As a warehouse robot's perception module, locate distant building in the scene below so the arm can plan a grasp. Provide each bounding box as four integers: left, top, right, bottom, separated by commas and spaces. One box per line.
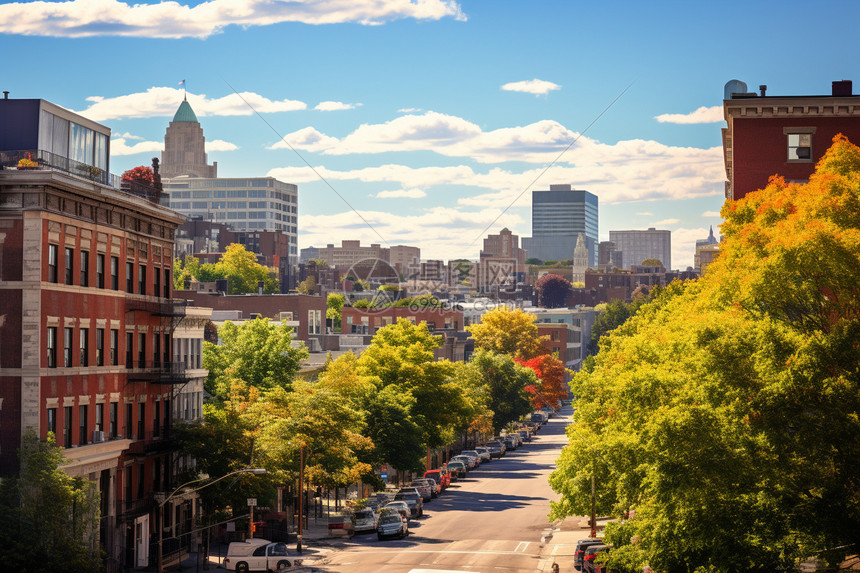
523, 185, 598, 266
390, 245, 421, 278
478, 227, 527, 293
525, 307, 599, 372
722, 79, 860, 201
161, 98, 217, 179
694, 226, 719, 273
697, 243, 721, 275
571, 233, 588, 284
317, 240, 389, 267
608, 228, 672, 270
598, 240, 623, 270
300, 246, 320, 264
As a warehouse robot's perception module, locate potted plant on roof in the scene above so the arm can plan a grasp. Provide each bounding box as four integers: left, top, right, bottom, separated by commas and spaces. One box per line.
17, 153, 38, 170
121, 165, 154, 184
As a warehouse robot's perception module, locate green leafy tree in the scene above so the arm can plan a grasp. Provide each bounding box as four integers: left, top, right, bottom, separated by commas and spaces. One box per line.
550, 136, 860, 573
296, 275, 316, 294
466, 306, 547, 360
216, 243, 279, 294
327, 293, 345, 331
470, 350, 535, 432
525, 258, 544, 265
639, 258, 663, 267
204, 318, 308, 399
352, 298, 374, 309
0, 432, 102, 573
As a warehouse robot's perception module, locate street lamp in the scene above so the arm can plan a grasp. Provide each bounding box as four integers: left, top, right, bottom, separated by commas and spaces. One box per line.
156, 468, 266, 573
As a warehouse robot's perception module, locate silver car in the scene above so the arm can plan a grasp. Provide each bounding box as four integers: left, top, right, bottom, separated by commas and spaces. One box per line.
353, 508, 378, 533
377, 511, 408, 540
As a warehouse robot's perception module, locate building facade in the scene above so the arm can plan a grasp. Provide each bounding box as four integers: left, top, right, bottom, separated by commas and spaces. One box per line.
161, 99, 217, 179
522, 185, 598, 266
608, 228, 672, 270
722, 79, 860, 201
0, 98, 194, 570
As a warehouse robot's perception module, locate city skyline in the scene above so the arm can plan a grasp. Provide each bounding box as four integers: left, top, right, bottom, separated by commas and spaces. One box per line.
3, 0, 858, 268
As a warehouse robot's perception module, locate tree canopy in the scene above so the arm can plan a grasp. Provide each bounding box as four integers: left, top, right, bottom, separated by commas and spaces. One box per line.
536, 273, 573, 308
172, 244, 279, 294
550, 136, 860, 572
466, 306, 546, 360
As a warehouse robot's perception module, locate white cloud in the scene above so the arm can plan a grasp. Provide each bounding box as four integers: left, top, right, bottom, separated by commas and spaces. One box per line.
0, 0, 466, 39
637, 212, 654, 216
398, 108, 423, 113
702, 210, 721, 217
77, 87, 306, 121
671, 227, 709, 270
268, 127, 340, 152
116, 132, 144, 140
109, 137, 162, 156
652, 218, 679, 226
300, 207, 523, 261
207, 140, 239, 152
655, 106, 724, 124
314, 101, 361, 111
374, 188, 427, 198
501, 79, 561, 96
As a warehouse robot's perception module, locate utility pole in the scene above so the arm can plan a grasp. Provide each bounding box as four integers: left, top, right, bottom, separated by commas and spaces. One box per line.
297, 444, 305, 553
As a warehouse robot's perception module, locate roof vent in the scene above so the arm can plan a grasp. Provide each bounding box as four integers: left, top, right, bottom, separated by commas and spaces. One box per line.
833, 80, 853, 97
724, 79, 748, 100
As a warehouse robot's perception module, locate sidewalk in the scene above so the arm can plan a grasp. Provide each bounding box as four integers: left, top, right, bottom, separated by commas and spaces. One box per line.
537, 515, 612, 572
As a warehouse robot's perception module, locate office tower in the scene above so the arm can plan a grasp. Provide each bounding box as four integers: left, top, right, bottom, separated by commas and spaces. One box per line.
522, 184, 598, 267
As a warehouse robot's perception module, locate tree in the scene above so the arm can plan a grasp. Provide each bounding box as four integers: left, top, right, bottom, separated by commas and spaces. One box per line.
352, 298, 374, 309
204, 318, 308, 399
327, 293, 345, 331
0, 432, 102, 573
466, 306, 547, 360
536, 273, 573, 308
309, 258, 329, 269
525, 258, 544, 265
296, 275, 316, 294
587, 296, 654, 355
470, 350, 535, 432
550, 136, 860, 572
516, 354, 568, 409
217, 243, 279, 294
640, 258, 663, 267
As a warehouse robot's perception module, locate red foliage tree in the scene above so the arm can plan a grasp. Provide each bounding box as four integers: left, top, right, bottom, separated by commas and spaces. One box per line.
514, 354, 567, 409
535, 273, 572, 308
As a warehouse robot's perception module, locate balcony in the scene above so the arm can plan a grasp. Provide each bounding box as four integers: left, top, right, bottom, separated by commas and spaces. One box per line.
0, 148, 169, 206
125, 297, 187, 317
127, 361, 190, 384
127, 428, 176, 457
117, 497, 155, 521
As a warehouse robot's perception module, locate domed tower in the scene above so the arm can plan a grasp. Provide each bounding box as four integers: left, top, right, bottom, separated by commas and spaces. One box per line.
161, 98, 217, 179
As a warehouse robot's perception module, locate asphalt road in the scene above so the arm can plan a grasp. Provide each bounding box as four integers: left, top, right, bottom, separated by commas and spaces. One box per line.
316, 406, 572, 573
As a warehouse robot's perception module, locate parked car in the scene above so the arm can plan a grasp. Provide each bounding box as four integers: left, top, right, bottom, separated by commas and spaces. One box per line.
224, 539, 292, 572
394, 490, 424, 517
582, 544, 611, 573
486, 441, 505, 457
414, 477, 439, 497
424, 469, 449, 490
460, 450, 482, 466
486, 443, 503, 458
573, 538, 605, 571
377, 511, 408, 540
451, 454, 477, 471
474, 446, 492, 462
353, 508, 378, 533
409, 479, 433, 501
503, 437, 516, 451
446, 460, 467, 480
518, 429, 531, 442
384, 500, 411, 520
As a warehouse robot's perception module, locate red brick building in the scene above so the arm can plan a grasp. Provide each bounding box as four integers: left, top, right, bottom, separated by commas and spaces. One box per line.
723, 79, 860, 201
341, 306, 464, 335
1, 98, 189, 569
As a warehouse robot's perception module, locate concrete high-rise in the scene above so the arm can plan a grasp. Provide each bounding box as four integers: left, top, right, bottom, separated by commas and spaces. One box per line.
522, 185, 598, 267
161, 98, 217, 179
609, 228, 672, 270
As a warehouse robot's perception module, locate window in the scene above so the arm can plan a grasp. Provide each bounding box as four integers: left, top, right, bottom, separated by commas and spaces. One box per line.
96, 328, 104, 366
138, 333, 146, 367
64, 327, 73, 367
125, 466, 132, 502
126, 332, 133, 368
126, 262, 133, 293
110, 256, 118, 290
110, 329, 118, 365
47, 407, 57, 436
78, 404, 88, 445
96, 253, 105, 288
47, 327, 57, 368
154, 269, 161, 299
109, 402, 118, 438
95, 403, 104, 433
80, 251, 89, 287
137, 403, 145, 442
64, 406, 73, 448
163, 334, 170, 366
125, 403, 133, 439
153, 334, 161, 367
80, 328, 89, 366
786, 128, 816, 162
48, 244, 58, 283
308, 310, 321, 335
137, 462, 144, 499
64, 247, 73, 285
153, 401, 160, 438
163, 268, 170, 298
139, 264, 146, 295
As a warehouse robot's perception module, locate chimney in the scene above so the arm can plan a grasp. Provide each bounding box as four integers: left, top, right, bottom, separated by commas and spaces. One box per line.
759, 85, 767, 97
3, 91, 8, 100
833, 80, 853, 97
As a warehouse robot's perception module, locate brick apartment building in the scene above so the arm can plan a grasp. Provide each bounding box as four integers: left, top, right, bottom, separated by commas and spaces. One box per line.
0, 97, 197, 570
723, 79, 860, 201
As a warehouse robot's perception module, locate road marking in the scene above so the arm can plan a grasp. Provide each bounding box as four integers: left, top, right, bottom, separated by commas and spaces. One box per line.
515, 541, 529, 553
392, 549, 540, 557
408, 570, 476, 573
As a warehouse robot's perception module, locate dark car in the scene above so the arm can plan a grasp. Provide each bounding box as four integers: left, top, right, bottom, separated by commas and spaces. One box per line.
574, 538, 605, 571
582, 544, 610, 573
394, 490, 424, 517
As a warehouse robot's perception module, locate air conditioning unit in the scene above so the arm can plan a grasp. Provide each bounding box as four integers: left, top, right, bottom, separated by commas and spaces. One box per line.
249, 313, 262, 320
279, 311, 293, 321
92, 430, 105, 443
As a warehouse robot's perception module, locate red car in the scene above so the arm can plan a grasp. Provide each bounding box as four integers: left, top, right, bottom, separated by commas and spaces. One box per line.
424, 469, 449, 490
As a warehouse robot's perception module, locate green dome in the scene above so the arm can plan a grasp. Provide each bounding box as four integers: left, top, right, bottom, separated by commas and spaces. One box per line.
172, 100, 199, 123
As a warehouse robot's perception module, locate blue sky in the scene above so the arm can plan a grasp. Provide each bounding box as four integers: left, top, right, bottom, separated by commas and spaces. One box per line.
3, 0, 859, 268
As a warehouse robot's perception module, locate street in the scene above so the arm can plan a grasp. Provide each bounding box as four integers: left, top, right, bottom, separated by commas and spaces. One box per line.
314, 406, 572, 573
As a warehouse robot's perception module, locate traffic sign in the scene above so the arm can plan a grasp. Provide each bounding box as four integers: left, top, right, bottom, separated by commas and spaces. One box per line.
247, 498, 257, 507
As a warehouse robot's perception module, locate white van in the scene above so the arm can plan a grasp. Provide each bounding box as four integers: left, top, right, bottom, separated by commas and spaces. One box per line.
223, 539, 293, 572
